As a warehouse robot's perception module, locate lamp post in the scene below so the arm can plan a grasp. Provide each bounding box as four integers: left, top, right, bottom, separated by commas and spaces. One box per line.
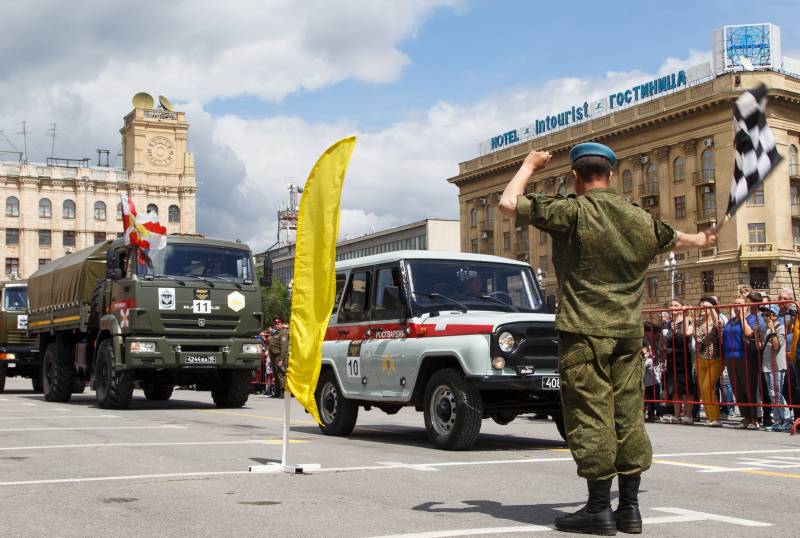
663, 251, 677, 302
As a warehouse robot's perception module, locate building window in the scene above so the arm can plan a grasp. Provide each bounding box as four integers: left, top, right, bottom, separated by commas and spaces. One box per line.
39, 258, 50, 268
5, 228, 19, 246
539, 229, 547, 244
94, 232, 107, 244
646, 163, 658, 184
701, 270, 715, 293
63, 230, 76, 248
673, 272, 685, 297
647, 277, 658, 299
673, 156, 685, 182
168, 205, 180, 223
38, 198, 52, 218
147, 203, 158, 215
116, 202, 123, 220
38, 229, 51, 247
793, 221, 800, 245
750, 266, 769, 290
486, 236, 494, 255
470, 207, 477, 227
674, 196, 686, 219
516, 228, 528, 251
503, 232, 510, 251
5, 258, 19, 275
622, 170, 633, 192
746, 183, 764, 206
486, 204, 494, 226
701, 147, 714, 175
748, 222, 766, 244
702, 188, 716, 213
94, 201, 107, 220
5, 196, 19, 217
62, 199, 76, 219
470, 239, 478, 253
789, 144, 798, 175
539, 255, 548, 273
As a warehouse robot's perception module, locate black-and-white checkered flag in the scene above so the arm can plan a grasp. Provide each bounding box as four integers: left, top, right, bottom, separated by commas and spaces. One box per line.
726, 83, 783, 217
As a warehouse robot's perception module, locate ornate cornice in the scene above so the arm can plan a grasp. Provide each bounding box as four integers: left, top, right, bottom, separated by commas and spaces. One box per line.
682, 138, 698, 156
655, 146, 670, 162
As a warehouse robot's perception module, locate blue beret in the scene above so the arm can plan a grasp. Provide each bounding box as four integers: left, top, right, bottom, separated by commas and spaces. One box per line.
570, 142, 616, 165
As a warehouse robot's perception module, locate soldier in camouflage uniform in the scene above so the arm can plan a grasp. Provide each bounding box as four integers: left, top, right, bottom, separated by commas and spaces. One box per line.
268, 318, 289, 399
499, 143, 717, 535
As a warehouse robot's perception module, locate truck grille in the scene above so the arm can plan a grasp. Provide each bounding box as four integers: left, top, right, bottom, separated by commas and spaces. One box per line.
6, 330, 35, 345
494, 321, 559, 373
160, 314, 240, 333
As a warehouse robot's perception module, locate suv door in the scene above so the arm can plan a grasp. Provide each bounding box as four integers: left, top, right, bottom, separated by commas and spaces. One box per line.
332, 269, 373, 396
361, 264, 407, 398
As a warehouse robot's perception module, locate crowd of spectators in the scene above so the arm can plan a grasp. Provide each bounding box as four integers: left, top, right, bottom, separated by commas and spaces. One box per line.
643, 287, 800, 432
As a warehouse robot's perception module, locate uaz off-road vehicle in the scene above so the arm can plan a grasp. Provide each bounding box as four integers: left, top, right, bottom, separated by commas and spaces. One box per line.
0, 281, 39, 393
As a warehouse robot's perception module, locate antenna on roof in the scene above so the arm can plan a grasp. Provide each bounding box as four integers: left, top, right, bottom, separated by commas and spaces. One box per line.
16, 121, 28, 162
48, 122, 56, 158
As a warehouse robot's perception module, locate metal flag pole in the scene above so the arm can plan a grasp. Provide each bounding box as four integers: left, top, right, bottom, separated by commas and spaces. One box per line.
281, 391, 291, 467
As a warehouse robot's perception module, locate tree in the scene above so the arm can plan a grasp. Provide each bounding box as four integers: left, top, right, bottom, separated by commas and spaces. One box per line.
260, 275, 291, 327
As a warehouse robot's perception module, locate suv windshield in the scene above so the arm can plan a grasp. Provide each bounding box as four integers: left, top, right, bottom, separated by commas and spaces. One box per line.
137, 244, 254, 284
406, 260, 542, 314
3, 287, 27, 311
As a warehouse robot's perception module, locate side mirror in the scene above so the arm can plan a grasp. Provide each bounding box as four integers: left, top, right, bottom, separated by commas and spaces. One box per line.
259, 255, 273, 288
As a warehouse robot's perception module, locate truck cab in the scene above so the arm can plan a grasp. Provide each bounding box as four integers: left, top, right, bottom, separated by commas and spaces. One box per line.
314, 250, 562, 450
0, 281, 39, 393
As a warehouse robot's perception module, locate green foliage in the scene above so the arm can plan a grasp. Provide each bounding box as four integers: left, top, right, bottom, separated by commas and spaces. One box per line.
260, 275, 291, 328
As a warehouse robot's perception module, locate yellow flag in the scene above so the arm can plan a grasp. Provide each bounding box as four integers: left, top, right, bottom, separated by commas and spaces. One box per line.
286, 136, 357, 424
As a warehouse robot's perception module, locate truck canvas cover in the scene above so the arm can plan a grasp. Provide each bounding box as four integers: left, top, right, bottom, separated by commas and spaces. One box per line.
28, 241, 109, 312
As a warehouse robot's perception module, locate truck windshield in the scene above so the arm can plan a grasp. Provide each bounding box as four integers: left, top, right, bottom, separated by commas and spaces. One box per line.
138, 245, 254, 284
3, 287, 27, 311
406, 260, 542, 314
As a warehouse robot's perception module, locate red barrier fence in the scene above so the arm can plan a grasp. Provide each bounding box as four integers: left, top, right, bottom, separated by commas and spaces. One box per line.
642, 300, 800, 435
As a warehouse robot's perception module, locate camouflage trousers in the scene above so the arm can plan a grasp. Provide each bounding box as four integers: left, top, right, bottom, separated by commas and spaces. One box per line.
558, 331, 652, 481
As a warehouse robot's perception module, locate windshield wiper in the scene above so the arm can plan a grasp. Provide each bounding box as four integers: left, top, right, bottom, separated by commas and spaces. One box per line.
480, 294, 519, 312
203, 275, 242, 289
155, 274, 186, 286
412, 291, 468, 313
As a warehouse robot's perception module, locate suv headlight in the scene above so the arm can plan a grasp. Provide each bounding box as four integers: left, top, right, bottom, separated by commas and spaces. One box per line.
242, 343, 261, 354
498, 331, 516, 353
130, 341, 156, 353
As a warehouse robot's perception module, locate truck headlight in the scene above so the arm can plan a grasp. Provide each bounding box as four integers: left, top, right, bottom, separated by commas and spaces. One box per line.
130, 341, 156, 353
242, 343, 261, 354
498, 331, 516, 353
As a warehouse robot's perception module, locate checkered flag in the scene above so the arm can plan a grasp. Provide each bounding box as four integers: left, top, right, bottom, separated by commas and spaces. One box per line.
725, 84, 783, 218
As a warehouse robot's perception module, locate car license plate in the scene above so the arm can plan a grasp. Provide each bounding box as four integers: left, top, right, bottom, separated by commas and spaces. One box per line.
515, 365, 535, 376
541, 376, 560, 390
184, 355, 217, 365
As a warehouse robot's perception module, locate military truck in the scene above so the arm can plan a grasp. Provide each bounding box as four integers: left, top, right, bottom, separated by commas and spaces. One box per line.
27, 236, 266, 409
0, 281, 40, 393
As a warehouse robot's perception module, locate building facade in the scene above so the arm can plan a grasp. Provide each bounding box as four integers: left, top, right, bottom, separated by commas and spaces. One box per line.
449, 70, 800, 307
256, 219, 460, 287
0, 106, 197, 280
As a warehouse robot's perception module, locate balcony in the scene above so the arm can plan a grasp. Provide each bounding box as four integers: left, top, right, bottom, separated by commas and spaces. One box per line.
699, 247, 717, 259
639, 182, 659, 197
695, 207, 717, 224
791, 164, 799, 180
739, 242, 777, 258
692, 169, 715, 185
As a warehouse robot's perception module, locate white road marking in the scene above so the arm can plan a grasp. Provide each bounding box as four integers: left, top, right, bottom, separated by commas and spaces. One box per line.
0, 403, 39, 407
0, 440, 279, 451
0, 425, 186, 433
377, 461, 440, 472
654, 448, 800, 458
736, 456, 800, 469
0, 471, 249, 487
366, 507, 770, 537
0, 414, 120, 421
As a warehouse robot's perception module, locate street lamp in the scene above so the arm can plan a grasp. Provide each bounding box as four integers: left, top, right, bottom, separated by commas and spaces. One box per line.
663, 251, 677, 301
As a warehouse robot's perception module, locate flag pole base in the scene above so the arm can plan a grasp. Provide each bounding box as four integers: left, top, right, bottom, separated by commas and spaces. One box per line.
249, 463, 321, 474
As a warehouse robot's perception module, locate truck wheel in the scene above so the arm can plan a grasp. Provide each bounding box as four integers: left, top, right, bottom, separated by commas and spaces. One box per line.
553, 414, 567, 442
211, 370, 251, 408
143, 382, 174, 401
423, 368, 483, 450
314, 369, 358, 436
0, 365, 6, 393
31, 371, 43, 392
95, 339, 134, 409
72, 379, 86, 394
43, 342, 75, 403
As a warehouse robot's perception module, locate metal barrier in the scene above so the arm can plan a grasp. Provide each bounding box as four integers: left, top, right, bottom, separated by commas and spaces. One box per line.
642, 300, 800, 435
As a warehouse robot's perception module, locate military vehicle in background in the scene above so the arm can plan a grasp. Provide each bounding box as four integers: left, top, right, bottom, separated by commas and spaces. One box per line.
27, 236, 266, 409
0, 281, 39, 393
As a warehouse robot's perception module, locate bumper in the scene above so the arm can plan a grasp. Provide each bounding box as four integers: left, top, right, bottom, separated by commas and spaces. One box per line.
0, 346, 40, 376
466, 373, 560, 392
121, 336, 261, 371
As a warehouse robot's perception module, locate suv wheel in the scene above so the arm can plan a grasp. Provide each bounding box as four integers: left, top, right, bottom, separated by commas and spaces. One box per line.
43, 342, 75, 403
211, 370, 251, 408
95, 339, 134, 409
31, 369, 43, 392
423, 368, 483, 450
314, 369, 358, 436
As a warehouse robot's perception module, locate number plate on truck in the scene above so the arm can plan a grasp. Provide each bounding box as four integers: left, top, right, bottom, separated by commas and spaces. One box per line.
184, 355, 217, 365
541, 376, 560, 390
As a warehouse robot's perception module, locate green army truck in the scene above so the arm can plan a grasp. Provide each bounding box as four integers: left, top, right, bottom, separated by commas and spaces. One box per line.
0, 281, 40, 393
27, 236, 266, 409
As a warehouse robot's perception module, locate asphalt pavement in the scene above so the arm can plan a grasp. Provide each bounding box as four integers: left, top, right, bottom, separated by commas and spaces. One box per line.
0, 376, 798, 537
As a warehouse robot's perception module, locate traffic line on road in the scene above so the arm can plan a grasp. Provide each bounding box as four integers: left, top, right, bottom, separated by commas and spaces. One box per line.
194, 409, 317, 426
365, 507, 770, 537
653, 458, 800, 479
0, 425, 186, 432
0, 470, 251, 487
0, 439, 306, 451
0, 414, 120, 421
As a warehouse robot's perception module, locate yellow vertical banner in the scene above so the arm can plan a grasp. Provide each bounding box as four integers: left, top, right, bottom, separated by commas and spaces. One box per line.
286, 136, 357, 424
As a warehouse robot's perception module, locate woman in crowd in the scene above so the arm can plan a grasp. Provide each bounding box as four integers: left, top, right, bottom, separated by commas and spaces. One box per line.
661, 299, 695, 424
762, 304, 792, 431
722, 296, 761, 429
695, 296, 724, 427
643, 321, 662, 422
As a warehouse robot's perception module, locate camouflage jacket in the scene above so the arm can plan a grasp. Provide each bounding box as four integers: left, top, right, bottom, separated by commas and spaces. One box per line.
516, 187, 677, 338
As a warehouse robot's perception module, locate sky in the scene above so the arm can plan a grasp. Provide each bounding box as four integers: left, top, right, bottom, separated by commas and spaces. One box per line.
1, 0, 799, 252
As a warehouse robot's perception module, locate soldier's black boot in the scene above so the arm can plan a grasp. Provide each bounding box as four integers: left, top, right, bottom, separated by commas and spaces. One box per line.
554, 479, 616, 535
614, 475, 642, 534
